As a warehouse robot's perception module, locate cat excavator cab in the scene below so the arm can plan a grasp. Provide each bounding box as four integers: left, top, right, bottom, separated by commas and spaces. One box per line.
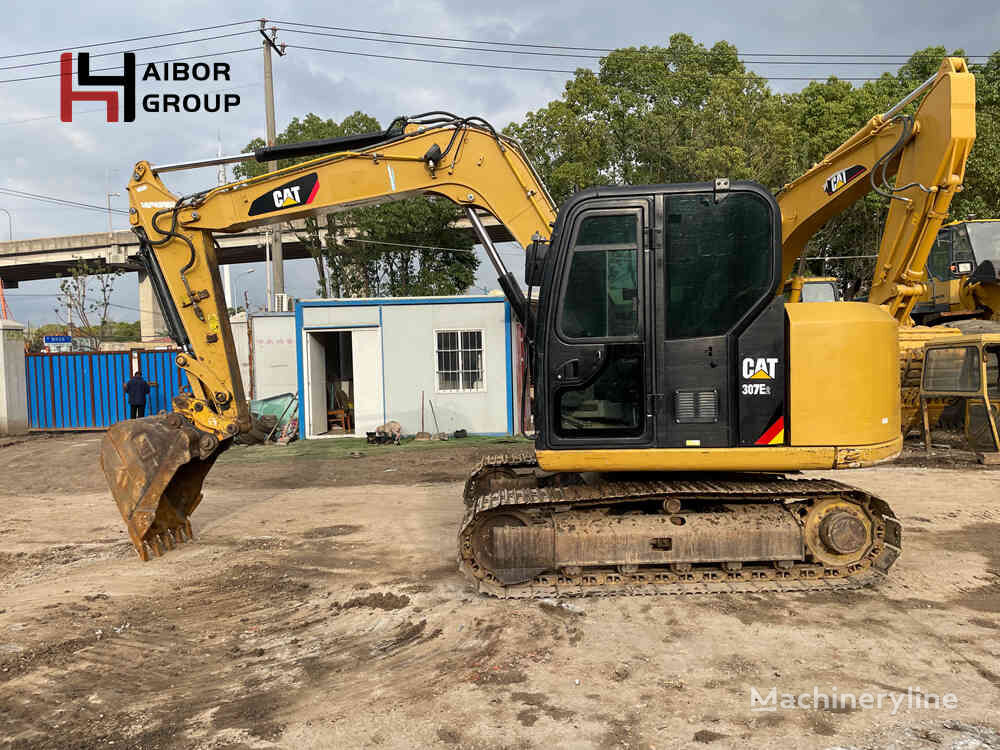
914, 219, 1000, 325
103, 58, 974, 597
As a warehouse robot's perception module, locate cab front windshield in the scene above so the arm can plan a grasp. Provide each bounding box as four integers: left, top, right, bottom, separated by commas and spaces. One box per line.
800, 281, 837, 302
957, 222, 1000, 266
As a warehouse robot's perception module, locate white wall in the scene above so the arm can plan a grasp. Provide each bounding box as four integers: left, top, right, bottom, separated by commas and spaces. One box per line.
381, 302, 510, 435
307, 332, 326, 437
297, 298, 513, 437
249, 314, 296, 400
0, 320, 28, 435
229, 313, 251, 397
302, 305, 380, 328
348, 328, 385, 434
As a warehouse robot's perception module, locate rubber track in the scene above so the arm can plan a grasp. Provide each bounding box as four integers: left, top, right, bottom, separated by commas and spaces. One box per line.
459, 454, 901, 599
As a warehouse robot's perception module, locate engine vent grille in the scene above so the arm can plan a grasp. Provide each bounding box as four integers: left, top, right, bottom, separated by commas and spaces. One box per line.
674, 389, 719, 423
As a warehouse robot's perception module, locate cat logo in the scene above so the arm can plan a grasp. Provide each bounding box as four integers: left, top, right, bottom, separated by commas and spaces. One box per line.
742, 357, 779, 380
273, 186, 303, 208
823, 165, 866, 195
248, 173, 319, 216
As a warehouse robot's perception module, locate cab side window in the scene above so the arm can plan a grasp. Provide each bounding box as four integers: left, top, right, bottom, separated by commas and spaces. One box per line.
927, 229, 953, 280
558, 214, 640, 340
664, 193, 772, 339
555, 212, 644, 438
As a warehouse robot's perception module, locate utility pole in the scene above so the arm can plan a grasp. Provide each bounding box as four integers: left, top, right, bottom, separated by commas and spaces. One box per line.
0, 208, 13, 241
217, 134, 233, 311
106, 192, 120, 234
260, 19, 286, 306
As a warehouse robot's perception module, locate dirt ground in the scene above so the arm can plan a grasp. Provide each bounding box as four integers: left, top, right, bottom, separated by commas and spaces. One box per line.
0, 433, 998, 750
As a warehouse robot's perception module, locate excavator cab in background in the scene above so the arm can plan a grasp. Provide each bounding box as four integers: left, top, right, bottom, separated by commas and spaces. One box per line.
914, 220, 1000, 325
919, 334, 1000, 460
783, 276, 842, 303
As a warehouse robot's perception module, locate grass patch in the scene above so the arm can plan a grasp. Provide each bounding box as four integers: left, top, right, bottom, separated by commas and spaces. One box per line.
218, 435, 530, 463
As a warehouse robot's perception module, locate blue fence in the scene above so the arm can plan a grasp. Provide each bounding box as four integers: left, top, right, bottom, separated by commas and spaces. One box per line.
25, 349, 188, 431
137, 349, 190, 415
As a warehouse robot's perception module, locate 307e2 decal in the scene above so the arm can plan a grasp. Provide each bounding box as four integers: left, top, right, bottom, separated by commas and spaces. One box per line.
741, 356, 779, 396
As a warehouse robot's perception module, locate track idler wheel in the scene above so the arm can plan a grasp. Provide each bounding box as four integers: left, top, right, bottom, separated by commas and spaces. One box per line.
802, 497, 877, 568
100, 414, 227, 561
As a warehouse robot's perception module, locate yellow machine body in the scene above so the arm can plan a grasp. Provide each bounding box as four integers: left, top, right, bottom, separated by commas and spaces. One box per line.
538, 302, 901, 473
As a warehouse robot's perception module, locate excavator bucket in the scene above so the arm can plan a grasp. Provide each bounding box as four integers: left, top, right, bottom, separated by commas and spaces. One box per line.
100, 414, 224, 561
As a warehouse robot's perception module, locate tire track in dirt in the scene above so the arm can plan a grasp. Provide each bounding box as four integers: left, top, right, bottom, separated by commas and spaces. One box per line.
0, 535, 513, 749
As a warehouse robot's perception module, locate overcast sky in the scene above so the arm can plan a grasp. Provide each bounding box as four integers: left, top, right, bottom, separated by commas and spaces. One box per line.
1, 0, 997, 326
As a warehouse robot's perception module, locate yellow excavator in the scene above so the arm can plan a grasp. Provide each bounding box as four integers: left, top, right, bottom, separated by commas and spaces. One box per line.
776, 58, 976, 433
102, 58, 974, 597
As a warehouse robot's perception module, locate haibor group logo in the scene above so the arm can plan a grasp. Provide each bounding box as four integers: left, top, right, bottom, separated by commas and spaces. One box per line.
60, 52, 242, 123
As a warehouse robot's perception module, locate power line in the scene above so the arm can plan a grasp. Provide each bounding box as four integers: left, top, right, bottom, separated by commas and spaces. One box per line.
342, 237, 522, 257
0, 187, 129, 215
288, 44, 574, 74
273, 20, 994, 59
0, 30, 258, 72
0, 47, 259, 84
0, 20, 259, 61
287, 45, 920, 80
277, 28, 990, 67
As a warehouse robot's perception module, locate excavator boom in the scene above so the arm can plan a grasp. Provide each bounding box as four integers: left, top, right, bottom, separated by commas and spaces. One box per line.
103, 115, 556, 560
775, 58, 975, 434
778, 57, 975, 322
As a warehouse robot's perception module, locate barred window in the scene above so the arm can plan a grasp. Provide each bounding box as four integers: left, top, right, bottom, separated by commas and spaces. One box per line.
436, 330, 484, 392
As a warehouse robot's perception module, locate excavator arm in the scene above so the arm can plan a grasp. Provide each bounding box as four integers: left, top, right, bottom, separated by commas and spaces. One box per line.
103, 114, 556, 560
778, 57, 976, 321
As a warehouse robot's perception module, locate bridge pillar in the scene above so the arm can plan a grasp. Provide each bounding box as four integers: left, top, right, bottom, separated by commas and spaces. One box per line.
138, 271, 167, 342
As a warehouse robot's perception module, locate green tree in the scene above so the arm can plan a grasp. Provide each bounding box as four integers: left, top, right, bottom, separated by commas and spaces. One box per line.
54, 260, 124, 351
349, 198, 478, 297
506, 39, 1000, 292
505, 34, 799, 202
235, 112, 477, 298
26, 319, 139, 352
26, 323, 71, 353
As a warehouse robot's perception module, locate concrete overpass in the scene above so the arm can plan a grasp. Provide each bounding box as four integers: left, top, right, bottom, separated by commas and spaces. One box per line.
0, 215, 514, 338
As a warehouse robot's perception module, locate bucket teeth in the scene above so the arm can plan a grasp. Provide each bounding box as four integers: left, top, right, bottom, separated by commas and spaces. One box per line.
127, 524, 196, 560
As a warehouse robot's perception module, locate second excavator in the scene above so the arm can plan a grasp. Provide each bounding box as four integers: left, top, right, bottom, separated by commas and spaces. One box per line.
101, 58, 974, 597
776, 57, 977, 433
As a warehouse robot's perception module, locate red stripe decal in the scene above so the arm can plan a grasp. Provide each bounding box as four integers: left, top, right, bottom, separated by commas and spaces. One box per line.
755, 416, 784, 446
306, 178, 320, 205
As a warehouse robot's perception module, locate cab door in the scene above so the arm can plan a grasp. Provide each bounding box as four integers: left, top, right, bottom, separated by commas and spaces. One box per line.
927, 227, 959, 310
543, 198, 655, 449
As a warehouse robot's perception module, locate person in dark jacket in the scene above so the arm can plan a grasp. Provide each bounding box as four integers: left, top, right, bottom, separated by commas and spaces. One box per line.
124, 370, 151, 419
